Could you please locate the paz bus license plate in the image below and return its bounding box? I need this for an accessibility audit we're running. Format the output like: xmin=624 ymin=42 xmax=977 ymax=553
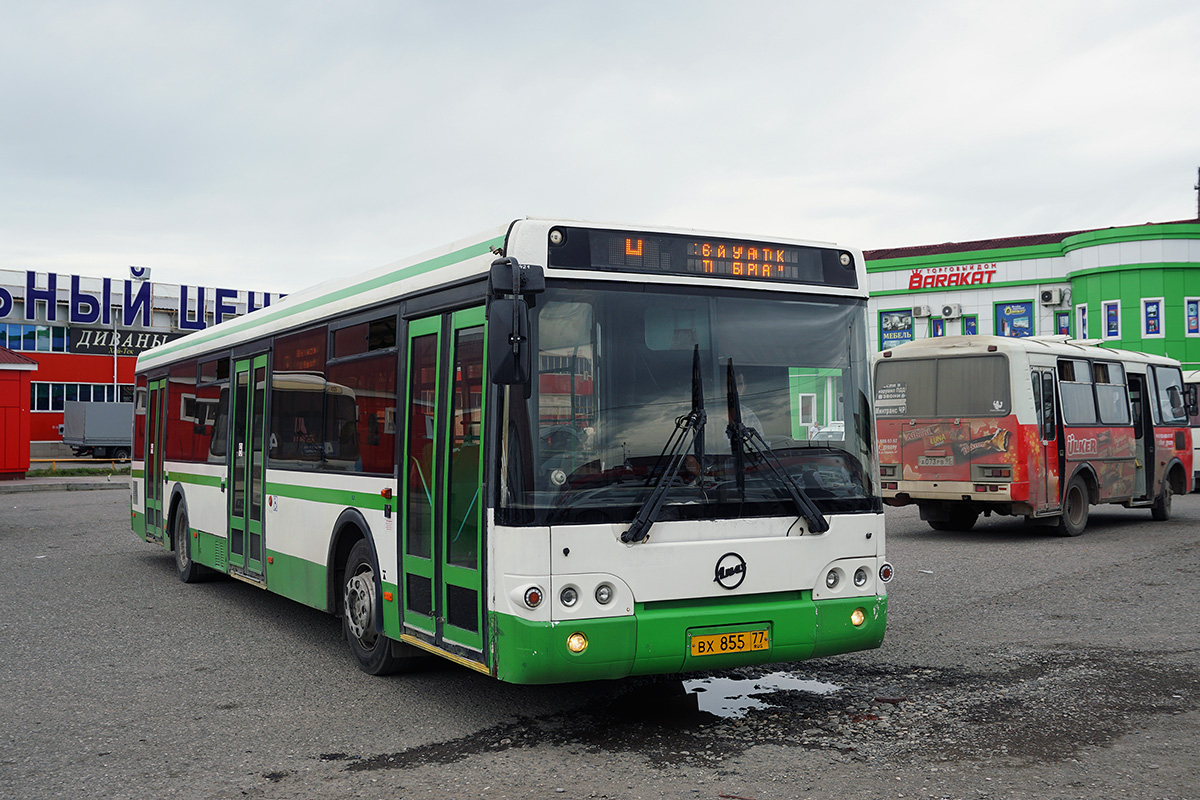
xmin=690 ymin=628 xmax=770 ymax=657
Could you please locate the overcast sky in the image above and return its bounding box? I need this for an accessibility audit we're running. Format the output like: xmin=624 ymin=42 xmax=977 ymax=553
xmin=2 ymin=1 xmax=1198 ymax=293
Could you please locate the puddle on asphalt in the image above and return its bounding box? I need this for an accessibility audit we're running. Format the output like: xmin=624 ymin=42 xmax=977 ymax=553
xmin=609 ymin=671 xmax=843 ymax=723
xmin=683 ymin=672 xmax=843 ymax=719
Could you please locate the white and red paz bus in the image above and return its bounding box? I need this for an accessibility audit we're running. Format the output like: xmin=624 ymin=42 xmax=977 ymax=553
xmin=874 ymin=335 xmax=1195 ymax=536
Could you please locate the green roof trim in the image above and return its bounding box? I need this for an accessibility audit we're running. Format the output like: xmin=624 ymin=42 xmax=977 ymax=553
xmin=865 ymin=242 xmax=1065 ymax=272
xmin=1060 ymin=223 xmax=1200 ymax=253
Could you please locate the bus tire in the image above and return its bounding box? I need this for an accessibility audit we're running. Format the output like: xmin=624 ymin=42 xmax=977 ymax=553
xmin=1056 ymin=476 xmax=1089 ymax=537
xmin=343 ymin=538 xmax=404 ymax=676
xmin=1151 ymin=480 xmax=1172 ymax=521
xmin=174 ymin=506 xmax=206 ymax=583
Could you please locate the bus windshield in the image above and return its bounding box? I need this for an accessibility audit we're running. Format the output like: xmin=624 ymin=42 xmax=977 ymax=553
xmin=497 ymin=284 xmax=878 ymax=526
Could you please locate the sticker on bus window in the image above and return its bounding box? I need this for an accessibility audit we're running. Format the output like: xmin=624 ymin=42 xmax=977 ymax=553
xmin=875 ymin=382 xmax=907 ymax=416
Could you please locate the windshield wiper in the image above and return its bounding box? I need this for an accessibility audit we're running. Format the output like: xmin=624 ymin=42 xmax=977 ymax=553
xmin=725 ymin=360 xmax=829 ymax=534
xmin=621 ymin=345 xmax=706 ymax=544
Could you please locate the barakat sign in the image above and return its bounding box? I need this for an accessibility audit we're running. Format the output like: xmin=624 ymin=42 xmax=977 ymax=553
xmin=909 ymin=263 xmax=999 ymax=289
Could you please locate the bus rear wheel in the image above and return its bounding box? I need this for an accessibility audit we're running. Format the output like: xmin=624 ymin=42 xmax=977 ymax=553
xmin=1056 ymin=476 xmax=1089 ymax=537
xmin=174 ymin=506 xmax=207 ymax=583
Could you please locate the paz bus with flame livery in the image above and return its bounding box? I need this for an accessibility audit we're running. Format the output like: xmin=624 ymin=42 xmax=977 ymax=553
xmin=130 ymin=219 xmax=890 ymax=683
xmin=875 ymin=335 xmax=1194 ymax=536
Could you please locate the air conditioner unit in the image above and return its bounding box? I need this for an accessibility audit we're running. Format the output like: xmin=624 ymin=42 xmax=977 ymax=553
xmin=912 ymin=305 xmax=931 ymax=318
xmin=1040 ymin=288 xmax=1062 ymax=305
xmin=941 ymin=303 xmax=962 ymax=319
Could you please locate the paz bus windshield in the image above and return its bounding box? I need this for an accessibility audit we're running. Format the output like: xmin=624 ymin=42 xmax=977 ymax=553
xmin=497 ymin=283 xmax=878 ymax=526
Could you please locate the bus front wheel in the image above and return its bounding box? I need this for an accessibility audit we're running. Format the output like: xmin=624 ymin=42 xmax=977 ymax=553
xmin=1056 ymin=476 xmax=1089 ymax=537
xmin=1151 ymin=480 xmax=1173 ymax=521
xmin=342 ymin=539 xmax=430 ymax=676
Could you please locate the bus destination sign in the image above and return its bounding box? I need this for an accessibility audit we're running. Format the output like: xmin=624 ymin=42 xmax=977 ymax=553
xmin=547 ymin=227 xmax=857 ymax=288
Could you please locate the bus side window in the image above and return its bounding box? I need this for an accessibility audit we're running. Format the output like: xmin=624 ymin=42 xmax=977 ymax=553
xmin=1032 ymin=370 xmax=1043 ymax=433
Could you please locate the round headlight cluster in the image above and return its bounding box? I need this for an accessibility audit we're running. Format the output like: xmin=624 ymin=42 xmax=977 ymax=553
xmin=825 ymin=569 xmax=840 ymax=589
xmin=595 ymin=583 xmax=614 ymax=604
xmin=560 ymin=586 xmax=579 ymax=607
xmin=854 ymin=567 xmax=869 ymax=587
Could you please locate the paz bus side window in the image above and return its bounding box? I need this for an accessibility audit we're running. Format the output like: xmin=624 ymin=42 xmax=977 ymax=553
xmin=1038 ymin=369 xmax=1056 ymax=440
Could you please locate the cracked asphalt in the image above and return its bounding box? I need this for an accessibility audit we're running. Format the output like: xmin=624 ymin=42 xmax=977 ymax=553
xmin=1 ymin=488 xmax=1197 ymax=799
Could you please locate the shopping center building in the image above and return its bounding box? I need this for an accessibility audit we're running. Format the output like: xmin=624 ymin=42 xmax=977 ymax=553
xmin=0 ymin=267 xmax=283 ymax=457
xmin=865 ymin=219 xmax=1200 ymax=369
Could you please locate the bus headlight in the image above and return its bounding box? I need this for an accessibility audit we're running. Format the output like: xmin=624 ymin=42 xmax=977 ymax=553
xmin=560 ymin=586 xmax=578 ymax=607
xmin=825 ymin=569 xmax=840 ymax=589
xmin=854 ymin=567 xmax=869 ymax=587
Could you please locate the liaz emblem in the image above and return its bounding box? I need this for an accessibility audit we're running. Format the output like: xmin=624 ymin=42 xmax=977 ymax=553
xmin=714 ymin=552 xmax=747 ymax=590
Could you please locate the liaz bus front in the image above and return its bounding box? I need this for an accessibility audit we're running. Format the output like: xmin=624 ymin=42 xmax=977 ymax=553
xmin=485 ymin=220 xmax=890 ymax=683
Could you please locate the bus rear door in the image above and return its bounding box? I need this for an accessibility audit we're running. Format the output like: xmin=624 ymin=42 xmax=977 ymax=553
xmin=1031 ymin=369 xmax=1061 ymax=511
xmin=144 ymin=377 xmax=167 ymax=543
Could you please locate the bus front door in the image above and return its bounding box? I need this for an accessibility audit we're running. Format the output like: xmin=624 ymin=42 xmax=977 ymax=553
xmin=144 ymin=377 xmax=167 ymax=543
xmin=1129 ymin=373 xmax=1152 ymax=499
xmin=401 ymin=308 xmax=487 ymax=666
xmin=228 ymin=354 xmax=268 ymax=581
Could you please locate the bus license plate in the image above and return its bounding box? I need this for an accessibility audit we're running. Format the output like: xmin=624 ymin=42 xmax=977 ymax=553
xmin=690 ymin=629 xmax=769 ymax=657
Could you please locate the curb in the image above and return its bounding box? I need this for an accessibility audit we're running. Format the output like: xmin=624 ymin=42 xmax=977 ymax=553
xmin=0 ymin=480 xmax=129 ymax=494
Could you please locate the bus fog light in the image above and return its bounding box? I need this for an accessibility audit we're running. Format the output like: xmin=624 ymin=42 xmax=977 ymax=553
xmin=523 ymin=587 xmax=543 ymax=608
xmin=825 ymin=569 xmax=840 ymax=589
xmin=854 ymin=567 xmax=868 ymax=587
xmin=851 ymin=608 xmax=865 ymax=627
xmin=560 ymin=586 xmax=578 ymax=607
xmin=879 ymin=563 xmax=894 ymax=582
xmin=566 ymin=632 xmax=588 ymax=653
xmin=595 ymin=583 xmax=613 ymax=604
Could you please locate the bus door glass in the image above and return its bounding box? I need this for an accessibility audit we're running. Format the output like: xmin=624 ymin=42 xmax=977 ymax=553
xmin=228 ymin=354 xmax=268 ymax=578
xmin=1128 ymin=370 xmax=1152 ymax=498
xmin=1031 ymin=369 xmax=1059 ymax=510
xmin=401 ymin=308 xmax=487 ymax=660
xmin=144 ymin=377 xmax=167 ymax=542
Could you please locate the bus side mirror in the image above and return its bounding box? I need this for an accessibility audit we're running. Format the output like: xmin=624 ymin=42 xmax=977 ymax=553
xmin=488 ymin=297 xmax=531 ymax=385
xmin=488 ymin=257 xmax=543 ymax=389
xmin=1186 ymin=384 xmax=1198 ymax=418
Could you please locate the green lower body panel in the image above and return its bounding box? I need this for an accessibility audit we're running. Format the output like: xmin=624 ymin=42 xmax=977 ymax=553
xmin=493 ymin=591 xmax=888 ymax=685
xmin=131 ymin=510 xmax=145 ymax=540
xmin=192 ymin=530 xmax=229 ymax=574
xmin=264 ymin=549 xmax=327 ymax=610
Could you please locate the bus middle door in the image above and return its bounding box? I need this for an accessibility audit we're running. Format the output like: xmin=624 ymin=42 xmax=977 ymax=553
xmin=400 ymin=308 xmax=488 ymax=668
xmin=228 ymin=354 xmax=269 ymax=581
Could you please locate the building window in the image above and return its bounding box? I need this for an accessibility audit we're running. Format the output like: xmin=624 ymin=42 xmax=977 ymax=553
xmin=930 ymin=318 xmax=945 ymax=337
xmin=3 ymin=323 xmax=68 ymax=352
xmin=30 ymin=382 xmax=135 ymax=412
xmin=961 ymin=315 xmax=978 ymax=335
xmin=1141 ymin=297 xmax=1165 ymax=339
xmin=995 ymin=301 xmax=1034 ymax=338
xmin=1102 ymin=300 xmax=1121 ymax=340
xmin=1076 ymin=304 xmax=1089 ymax=340
xmin=1055 ymin=311 xmax=1072 ymax=336
xmin=1186 ymin=298 xmax=1200 ymax=337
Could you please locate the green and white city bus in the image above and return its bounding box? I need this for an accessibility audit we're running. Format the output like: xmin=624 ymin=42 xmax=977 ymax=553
xmin=131 ymin=219 xmax=891 ymax=684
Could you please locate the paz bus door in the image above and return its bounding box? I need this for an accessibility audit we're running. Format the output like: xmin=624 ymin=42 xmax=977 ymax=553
xmin=144 ymin=377 xmax=168 ymax=542
xmin=400 ymin=308 xmax=487 ymax=666
xmin=1031 ymin=368 xmax=1061 ymax=511
xmin=228 ymin=354 xmax=269 ymax=581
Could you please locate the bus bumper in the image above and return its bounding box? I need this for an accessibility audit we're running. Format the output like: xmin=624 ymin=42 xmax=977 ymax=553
xmin=492 ymin=592 xmax=887 ymax=685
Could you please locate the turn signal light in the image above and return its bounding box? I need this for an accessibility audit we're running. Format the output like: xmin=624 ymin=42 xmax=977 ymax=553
xmin=523 ymin=587 xmax=543 ymax=609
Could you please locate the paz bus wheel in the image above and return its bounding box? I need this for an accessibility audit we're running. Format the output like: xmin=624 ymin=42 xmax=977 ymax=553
xmin=1056 ymin=476 xmax=1089 ymax=537
xmin=1151 ymin=480 xmax=1173 ymax=521
xmin=174 ymin=507 xmax=206 ymax=583
xmin=342 ymin=539 xmax=404 ymax=676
